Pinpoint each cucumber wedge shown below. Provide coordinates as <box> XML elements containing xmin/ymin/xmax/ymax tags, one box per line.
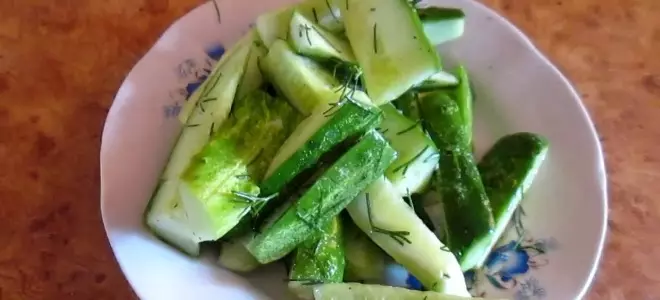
<box><xmin>477</xmin><ymin>132</ymin><xmax>549</xmax><ymax>264</ymax></box>
<box><xmin>177</xmin><ymin>91</ymin><xmax>299</xmax><ymax>242</ymax></box>
<box><xmin>379</xmin><ymin>104</ymin><xmax>438</xmax><ymax>194</ymax></box>
<box><xmin>289</xmin><ymin>216</ymin><xmax>345</xmax><ymax>300</ymax></box>
<box><xmin>393</xmin><ymin>91</ymin><xmax>421</xmax><ymax>121</ymax></box>
<box><xmin>419</xmin><ymin>92</ymin><xmax>494</xmax><ymax>272</ymax></box>
<box><xmin>218</xmin><ymin>239</ymin><xmax>260</xmax><ymax>272</ymax></box>
<box><xmin>346</xmin><ymin>177</ymin><xmax>469</xmax><ymax>296</ymax></box>
<box><xmin>246</xmin><ymin>130</ymin><xmax>397</xmax><ymax>264</ymax></box>
<box><xmin>256</xmin><ymin>7</ymin><xmax>294</xmax><ymax>48</ymax></box>
<box><xmin>296</xmin><ymin>0</ymin><xmax>344</xmax><ymax>33</ymax></box>
<box><xmin>262</xmin><ymin>100</ymin><xmax>381</xmax><ymax>195</ymax></box>
<box><xmin>236</xmin><ymin>36</ymin><xmax>268</xmax><ymax>101</ymax></box>
<box><xmin>288</xmin><ymin>10</ymin><xmax>355</xmax><ymax>63</ymax></box>
<box><xmin>178</xmin><ymin>32</ymin><xmax>254</xmax><ymax>124</ymax></box>
<box><xmin>418</xmin><ymin>7</ymin><xmax>466</xmax><ymax>45</ymax></box>
<box><xmin>343</xmin><ymin>216</ymin><xmax>386</xmax><ymax>283</ymax></box>
<box><xmin>145</xmin><ymin>180</ymin><xmax>200</xmax><ymax>256</ymax></box>
<box><xmin>416</xmin><ymin>70</ymin><xmax>459</xmax><ymax>92</ymax></box>
<box><xmin>453</xmin><ymin>66</ymin><xmax>473</xmax><ymax>148</ymax></box>
<box><xmin>313</xmin><ymin>283</ymin><xmax>499</xmax><ymax>300</ymax></box>
<box><xmin>261</xmin><ymin>39</ymin><xmax>370</xmax><ymax>116</ymax></box>
<box><xmin>341</xmin><ymin>0</ymin><xmax>441</xmax><ymax>104</ymax></box>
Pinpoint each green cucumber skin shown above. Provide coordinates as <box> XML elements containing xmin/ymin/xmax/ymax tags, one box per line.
<box><xmin>247</xmin><ymin>130</ymin><xmax>397</xmax><ymax>264</ymax></box>
<box><xmin>393</xmin><ymin>92</ymin><xmax>421</xmax><ymax>122</ymax></box>
<box><xmin>453</xmin><ymin>66</ymin><xmax>473</xmax><ymax>148</ymax></box>
<box><xmin>420</xmin><ymin>92</ymin><xmax>494</xmax><ymax>271</ymax></box>
<box><xmin>418</xmin><ymin>7</ymin><xmax>466</xmax><ymax>45</ymax></box>
<box><xmin>478</xmin><ymin>133</ymin><xmax>549</xmax><ymax>245</ymax></box>
<box><xmin>289</xmin><ymin>216</ymin><xmax>345</xmax><ymax>283</ymax></box>
<box><xmin>260</xmin><ymin>102</ymin><xmax>381</xmax><ymax>196</ymax></box>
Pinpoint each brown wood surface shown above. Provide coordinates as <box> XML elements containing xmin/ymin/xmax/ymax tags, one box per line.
<box><xmin>0</xmin><ymin>0</ymin><xmax>658</xmax><ymax>299</ymax></box>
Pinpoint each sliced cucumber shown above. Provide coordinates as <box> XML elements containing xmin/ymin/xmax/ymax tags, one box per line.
<box><xmin>416</xmin><ymin>70</ymin><xmax>459</xmax><ymax>92</ymax></box>
<box><xmin>177</xmin><ymin>91</ymin><xmax>299</xmax><ymax>242</ymax></box>
<box><xmin>289</xmin><ymin>216</ymin><xmax>345</xmax><ymax>300</ymax></box>
<box><xmin>178</xmin><ymin>32</ymin><xmax>254</xmax><ymax>124</ymax></box>
<box><xmin>477</xmin><ymin>132</ymin><xmax>549</xmax><ymax>266</ymax></box>
<box><xmin>379</xmin><ymin>104</ymin><xmax>438</xmax><ymax>194</ymax></box>
<box><xmin>218</xmin><ymin>239</ymin><xmax>260</xmax><ymax>272</ymax></box>
<box><xmin>418</xmin><ymin>7</ymin><xmax>466</xmax><ymax>45</ymax></box>
<box><xmin>346</xmin><ymin>177</ymin><xmax>469</xmax><ymax>296</ymax></box>
<box><xmin>393</xmin><ymin>91</ymin><xmax>421</xmax><ymax>121</ymax></box>
<box><xmin>145</xmin><ymin>180</ymin><xmax>200</xmax><ymax>256</ymax></box>
<box><xmin>235</xmin><ymin>34</ymin><xmax>268</xmax><ymax>101</ymax></box>
<box><xmin>261</xmin><ymin>40</ymin><xmax>370</xmax><ymax>116</ymax></box>
<box><xmin>296</xmin><ymin>0</ymin><xmax>344</xmax><ymax>33</ymax></box>
<box><xmin>313</xmin><ymin>283</ymin><xmax>496</xmax><ymax>300</ymax></box>
<box><xmin>419</xmin><ymin>92</ymin><xmax>494</xmax><ymax>272</ymax></box>
<box><xmin>262</xmin><ymin>100</ymin><xmax>381</xmax><ymax>195</ymax></box>
<box><xmin>246</xmin><ymin>130</ymin><xmax>397</xmax><ymax>264</ymax></box>
<box><xmin>288</xmin><ymin>10</ymin><xmax>355</xmax><ymax>63</ymax></box>
<box><xmin>341</xmin><ymin>0</ymin><xmax>441</xmax><ymax>104</ymax></box>
<box><xmin>343</xmin><ymin>216</ymin><xmax>386</xmax><ymax>283</ymax></box>
<box><xmin>256</xmin><ymin>7</ymin><xmax>294</xmax><ymax>48</ymax></box>
<box><xmin>452</xmin><ymin>65</ymin><xmax>473</xmax><ymax>148</ymax></box>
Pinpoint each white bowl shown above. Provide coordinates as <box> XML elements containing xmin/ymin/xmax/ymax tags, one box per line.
<box><xmin>100</xmin><ymin>0</ymin><xmax>607</xmax><ymax>299</ymax></box>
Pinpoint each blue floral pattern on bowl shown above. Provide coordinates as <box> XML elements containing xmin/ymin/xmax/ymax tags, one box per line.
<box><xmin>163</xmin><ymin>44</ymin><xmax>225</xmax><ymax>119</ymax></box>
<box><xmin>403</xmin><ymin>206</ymin><xmax>558</xmax><ymax>299</ymax></box>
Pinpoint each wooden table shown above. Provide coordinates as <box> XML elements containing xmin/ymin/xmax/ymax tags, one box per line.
<box><xmin>0</xmin><ymin>0</ymin><xmax>658</xmax><ymax>299</ymax></box>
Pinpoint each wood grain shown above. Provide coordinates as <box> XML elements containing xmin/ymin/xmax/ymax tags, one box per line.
<box><xmin>0</xmin><ymin>0</ymin><xmax>658</xmax><ymax>299</ymax></box>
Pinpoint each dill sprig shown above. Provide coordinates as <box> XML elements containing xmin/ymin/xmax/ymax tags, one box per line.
<box><xmin>376</xmin><ymin>127</ymin><xmax>389</xmax><ymax>135</ymax></box>
<box><xmin>211</xmin><ymin>0</ymin><xmax>221</xmax><ymax>23</ymax></box>
<box><xmin>366</xmin><ymin>193</ymin><xmax>412</xmax><ymax>246</ymax></box>
<box><xmin>324</xmin><ymin>63</ymin><xmax>362</xmax><ymax>116</ymax></box>
<box><xmin>325</xmin><ymin>0</ymin><xmax>340</xmax><ymax>21</ymax></box>
<box><xmin>372</xmin><ymin>23</ymin><xmax>378</xmax><ymax>54</ymax></box>
<box><xmin>345</xmin><ymin>0</ymin><xmax>349</xmax><ymax>10</ymax></box>
<box><xmin>396</xmin><ymin>119</ymin><xmax>422</xmax><ymax>135</ymax></box>
<box><xmin>312</xmin><ymin>8</ymin><xmax>319</xmax><ymax>23</ymax></box>
<box><xmin>208</xmin><ymin>122</ymin><xmax>215</xmax><ymax>139</ymax></box>
<box><xmin>392</xmin><ymin>145</ymin><xmax>431</xmax><ymax>176</ymax></box>
<box><xmin>231</xmin><ymin>191</ymin><xmax>278</xmax><ymax>216</ymax></box>
<box><xmin>287</xmin><ymin>278</ymin><xmax>324</xmax><ymax>285</ymax></box>
<box><xmin>298</xmin><ymin>24</ymin><xmax>313</xmax><ymax>46</ymax></box>
<box><xmin>185</xmin><ymin>123</ymin><xmax>200</xmax><ymax>128</ymax></box>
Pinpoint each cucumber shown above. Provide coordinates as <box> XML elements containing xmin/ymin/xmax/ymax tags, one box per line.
<box><xmin>393</xmin><ymin>91</ymin><xmax>421</xmax><ymax>121</ymax></box>
<box><xmin>477</xmin><ymin>132</ymin><xmax>549</xmax><ymax>263</ymax></box>
<box><xmin>288</xmin><ymin>10</ymin><xmax>355</xmax><ymax>63</ymax></box>
<box><xmin>262</xmin><ymin>100</ymin><xmax>381</xmax><ymax>195</ymax></box>
<box><xmin>343</xmin><ymin>216</ymin><xmax>386</xmax><ymax>283</ymax></box>
<box><xmin>289</xmin><ymin>216</ymin><xmax>345</xmax><ymax>300</ymax></box>
<box><xmin>346</xmin><ymin>177</ymin><xmax>469</xmax><ymax>296</ymax></box>
<box><xmin>418</xmin><ymin>7</ymin><xmax>466</xmax><ymax>45</ymax></box>
<box><xmin>341</xmin><ymin>0</ymin><xmax>441</xmax><ymax>104</ymax></box>
<box><xmin>218</xmin><ymin>239</ymin><xmax>260</xmax><ymax>272</ymax></box>
<box><xmin>261</xmin><ymin>39</ymin><xmax>370</xmax><ymax>116</ymax></box>
<box><xmin>416</xmin><ymin>70</ymin><xmax>459</xmax><ymax>92</ymax></box>
<box><xmin>256</xmin><ymin>7</ymin><xmax>294</xmax><ymax>48</ymax></box>
<box><xmin>379</xmin><ymin>104</ymin><xmax>438</xmax><ymax>194</ymax></box>
<box><xmin>453</xmin><ymin>66</ymin><xmax>474</xmax><ymax>148</ymax></box>
<box><xmin>312</xmin><ymin>283</ymin><xmax>499</xmax><ymax>300</ymax></box>
<box><xmin>419</xmin><ymin>92</ymin><xmax>494</xmax><ymax>272</ymax></box>
<box><xmin>296</xmin><ymin>0</ymin><xmax>344</xmax><ymax>33</ymax></box>
<box><xmin>235</xmin><ymin>35</ymin><xmax>268</xmax><ymax>101</ymax></box>
<box><xmin>145</xmin><ymin>180</ymin><xmax>200</xmax><ymax>256</ymax></box>
<box><xmin>246</xmin><ymin>130</ymin><xmax>397</xmax><ymax>264</ymax></box>
<box><xmin>177</xmin><ymin>90</ymin><xmax>300</xmax><ymax>242</ymax></box>
<box><xmin>178</xmin><ymin>32</ymin><xmax>254</xmax><ymax>124</ymax></box>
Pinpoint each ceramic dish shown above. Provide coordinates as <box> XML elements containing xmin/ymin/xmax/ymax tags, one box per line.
<box><xmin>100</xmin><ymin>0</ymin><xmax>607</xmax><ymax>299</ymax></box>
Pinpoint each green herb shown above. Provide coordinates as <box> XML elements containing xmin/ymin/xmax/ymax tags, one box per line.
<box><xmin>396</xmin><ymin>119</ymin><xmax>422</xmax><ymax>135</ymax></box>
<box><xmin>324</xmin><ymin>64</ymin><xmax>362</xmax><ymax>116</ymax></box>
<box><xmin>372</xmin><ymin>23</ymin><xmax>378</xmax><ymax>54</ymax></box>
<box><xmin>299</xmin><ymin>24</ymin><xmax>313</xmax><ymax>46</ymax></box>
<box><xmin>405</xmin><ymin>188</ymin><xmax>414</xmax><ymax>210</ymax></box>
<box><xmin>185</xmin><ymin>123</ymin><xmax>200</xmax><ymax>128</ymax></box>
<box><xmin>212</xmin><ymin>0</ymin><xmax>221</xmax><ymax>23</ymax></box>
<box><xmin>366</xmin><ymin>193</ymin><xmax>412</xmax><ymax>246</ymax></box>
<box><xmin>208</xmin><ymin>122</ymin><xmax>215</xmax><ymax>138</ymax></box>
<box><xmin>392</xmin><ymin>145</ymin><xmax>430</xmax><ymax>176</ymax></box>
<box><xmin>312</xmin><ymin>8</ymin><xmax>319</xmax><ymax>23</ymax></box>
<box><xmin>325</xmin><ymin>0</ymin><xmax>339</xmax><ymax>21</ymax></box>
<box><xmin>345</xmin><ymin>0</ymin><xmax>349</xmax><ymax>10</ymax></box>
